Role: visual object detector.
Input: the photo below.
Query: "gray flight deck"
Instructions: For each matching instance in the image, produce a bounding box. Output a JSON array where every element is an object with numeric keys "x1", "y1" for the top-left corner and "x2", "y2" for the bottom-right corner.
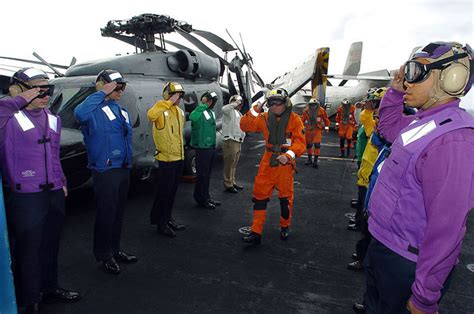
[{"x1": 43, "y1": 131, "x2": 474, "y2": 313}]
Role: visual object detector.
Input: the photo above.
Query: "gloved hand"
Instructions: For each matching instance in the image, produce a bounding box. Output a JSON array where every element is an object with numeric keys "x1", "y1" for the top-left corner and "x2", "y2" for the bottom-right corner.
[{"x1": 325, "y1": 126, "x2": 329, "y2": 133}]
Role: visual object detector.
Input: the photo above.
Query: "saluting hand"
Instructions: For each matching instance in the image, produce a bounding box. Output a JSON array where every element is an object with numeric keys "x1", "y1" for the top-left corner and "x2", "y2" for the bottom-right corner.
[
  {"x1": 392, "y1": 64, "x2": 405, "y2": 92},
  {"x1": 18, "y1": 87, "x2": 41, "y2": 102},
  {"x1": 101, "y1": 82, "x2": 117, "y2": 95},
  {"x1": 170, "y1": 93, "x2": 181, "y2": 105}
]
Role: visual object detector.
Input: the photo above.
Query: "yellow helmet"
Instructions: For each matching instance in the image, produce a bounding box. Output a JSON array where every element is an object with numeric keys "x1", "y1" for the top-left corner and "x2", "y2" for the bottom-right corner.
[
  {"x1": 372, "y1": 87, "x2": 387, "y2": 100},
  {"x1": 163, "y1": 82, "x2": 185, "y2": 100}
]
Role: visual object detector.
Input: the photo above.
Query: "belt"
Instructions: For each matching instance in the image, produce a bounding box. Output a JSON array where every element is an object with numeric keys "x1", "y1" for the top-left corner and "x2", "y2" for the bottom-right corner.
[{"x1": 265, "y1": 146, "x2": 288, "y2": 153}]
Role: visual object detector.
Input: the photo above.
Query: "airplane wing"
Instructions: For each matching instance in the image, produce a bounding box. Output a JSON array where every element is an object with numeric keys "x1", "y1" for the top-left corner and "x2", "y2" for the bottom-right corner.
[{"x1": 327, "y1": 74, "x2": 392, "y2": 81}]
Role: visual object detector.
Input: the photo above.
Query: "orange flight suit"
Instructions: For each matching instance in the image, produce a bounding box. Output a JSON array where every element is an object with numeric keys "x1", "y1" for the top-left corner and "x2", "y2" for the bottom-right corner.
[
  {"x1": 240, "y1": 105, "x2": 306, "y2": 236},
  {"x1": 301, "y1": 105, "x2": 330, "y2": 156},
  {"x1": 336, "y1": 104, "x2": 356, "y2": 156}
]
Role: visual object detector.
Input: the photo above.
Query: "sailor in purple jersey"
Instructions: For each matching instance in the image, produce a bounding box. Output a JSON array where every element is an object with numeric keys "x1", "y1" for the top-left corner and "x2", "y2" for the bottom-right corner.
[
  {"x1": 0, "y1": 68, "x2": 81, "y2": 313},
  {"x1": 364, "y1": 42, "x2": 474, "y2": 314}
]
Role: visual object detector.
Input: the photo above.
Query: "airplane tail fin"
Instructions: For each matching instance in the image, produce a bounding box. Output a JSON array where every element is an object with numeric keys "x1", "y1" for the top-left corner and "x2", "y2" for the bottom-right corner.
[
  {"x1": 311, "y1": 47, "x2": 330, "y2": 106},
  {"x1": 343, "y1": 42, "x2": 363, "y2": 76}
]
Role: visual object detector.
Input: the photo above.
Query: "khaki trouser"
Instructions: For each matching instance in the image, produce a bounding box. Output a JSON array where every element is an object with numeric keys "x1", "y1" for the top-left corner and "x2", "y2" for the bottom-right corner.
[{"x1": 222, "y1": 139, "x2": 242, "y2": 188}]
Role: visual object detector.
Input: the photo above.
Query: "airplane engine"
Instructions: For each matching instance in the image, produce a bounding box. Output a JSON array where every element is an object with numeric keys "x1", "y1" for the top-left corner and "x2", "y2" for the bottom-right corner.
[{"x1": 167, "y1": 50, "x2": 221, "y2": 80}]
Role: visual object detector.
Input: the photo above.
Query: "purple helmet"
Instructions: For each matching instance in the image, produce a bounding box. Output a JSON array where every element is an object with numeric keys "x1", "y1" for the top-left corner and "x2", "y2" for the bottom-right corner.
[
  {"x1": 411, "y1": 41, "x2": 473, "y2": 95},
  {"x1": 11, "y1": 67, "x2": 49, "y2": 85}
]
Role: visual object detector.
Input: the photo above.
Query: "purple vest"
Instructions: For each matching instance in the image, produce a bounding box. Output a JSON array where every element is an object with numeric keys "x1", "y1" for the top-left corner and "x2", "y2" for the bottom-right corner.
[
  {"x1": 368, "y1": 106, "x2": 474, "y2": 262},
  {"x1": 2, "y1": 109, "x2": 64, "y2": 193}
]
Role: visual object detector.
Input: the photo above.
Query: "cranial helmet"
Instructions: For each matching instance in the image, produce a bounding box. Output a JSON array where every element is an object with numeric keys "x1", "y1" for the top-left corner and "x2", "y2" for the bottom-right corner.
[
  {"x1": 372, "y1": 87, "x2": 387, "y2": 100},
  {"x1": 308, "y1": 98, "x2": 320, "y2": 106},
  {"x1": 162, "y1": 81, "x2": 185, "y2": 100},
  {"x1": 341, "y1": 98, "x2": 350, "y2": 105},
  {"x1": 95, "y1": 69, "x2": 126, "y2": 91},
  {"x1": 201, "y1": 91, "x2": 218, "y2": 106},
  {"x1": 9, "y1": 68, "x2": 49, "y2": 96},
  {"x1": 408, "y1": 42, "x2": 473, "y2": 96},
  {"x1": 229, "y1": 94, "x2": 243, "y2": 104},
  {"x1": 267, "y1": 88, "x2": 290, "y2": 107}
]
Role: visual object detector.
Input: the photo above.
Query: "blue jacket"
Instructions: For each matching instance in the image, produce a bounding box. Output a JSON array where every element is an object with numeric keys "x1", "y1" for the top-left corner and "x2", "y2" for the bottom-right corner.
[{"x1": 74, "y1": 91, "x2": 132, "y2": 172}]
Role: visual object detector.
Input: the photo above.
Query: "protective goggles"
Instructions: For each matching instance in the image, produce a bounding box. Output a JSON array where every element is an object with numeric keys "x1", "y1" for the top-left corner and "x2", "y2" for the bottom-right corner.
[
  {"x1": 113, "y1": 83, "x2": 126, "y2": 92},
  {"x1": 267, "y1": 98, "x2": 285, "y2": 107},
  {"x1": 404, "y1": 52, "x2": 468, "y2": 84},
  {"x1": 30, "y1": 84, "x2": 55, "y2": 98}
]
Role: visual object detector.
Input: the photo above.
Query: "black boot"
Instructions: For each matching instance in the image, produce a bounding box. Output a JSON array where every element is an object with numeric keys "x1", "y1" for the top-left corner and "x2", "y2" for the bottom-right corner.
[
  {"x1": 312, "y1": 156, "x2": 319, "y2": 168},
  {"x1": 280, "y1": 227, "x2": 290, "y2": 241},
  {"x1": 242, "y1": 232, "x2": 261, "y2": 245},
  {"x1": 305, "y1": 154, "x2": 313, "y2": 165}
]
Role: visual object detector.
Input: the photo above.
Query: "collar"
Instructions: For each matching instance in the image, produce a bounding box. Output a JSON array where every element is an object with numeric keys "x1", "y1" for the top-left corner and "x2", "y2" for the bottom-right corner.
[{"x1": 414, "y1": 99, "x2": 460, "y2": 120}]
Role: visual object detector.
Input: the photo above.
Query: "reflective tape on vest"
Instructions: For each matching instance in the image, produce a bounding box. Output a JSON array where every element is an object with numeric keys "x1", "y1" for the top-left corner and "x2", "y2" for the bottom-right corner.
[
  {"x1": 102, "y1": 106, "x2": 116, "y2": 121},
  {"x1": 14, "y1": 111, "x2": 34, "y2": 131},
  {"x1": 401, "y1": 120, "x2": 437, "y2": 146}
]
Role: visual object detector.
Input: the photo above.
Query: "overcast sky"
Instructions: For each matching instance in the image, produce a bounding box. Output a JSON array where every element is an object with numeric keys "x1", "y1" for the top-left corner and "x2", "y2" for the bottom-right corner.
[{"x1": 1, "y1": 0, "x2": 472, "y2": 108}]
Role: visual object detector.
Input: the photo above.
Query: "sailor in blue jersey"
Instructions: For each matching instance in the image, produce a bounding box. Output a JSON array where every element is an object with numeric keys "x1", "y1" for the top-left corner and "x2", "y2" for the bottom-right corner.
[{"x1": 74, "y1": 70, "x2": 137, "y2": 275}]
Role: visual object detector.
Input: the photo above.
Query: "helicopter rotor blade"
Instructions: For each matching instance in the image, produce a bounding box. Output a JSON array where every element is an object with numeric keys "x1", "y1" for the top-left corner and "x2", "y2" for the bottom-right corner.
[
  {"x1": 227, "y1": 72, "x2": 238, "y2": 96},
  {"x1": 0, "y1": 56, "x2": 69, "y2": 69},
  {"x1": 225, "y1": 29, "x2": 247, "y2": 61},
  {"x1": 192, "y1": 29, "x2": 236, "y2": 52},
  {"x1": 33, "y1": 52, "x2": 64, "y2": 77},
  {"x1": 163, "y1": 39, "x2": 193, "y2": 51},
  {"x1": 175, "y1": 27, "x2": 229, "y2": 66},
  {"x1": 246, "y1": 70, "x2": 255, "y2": 93}
]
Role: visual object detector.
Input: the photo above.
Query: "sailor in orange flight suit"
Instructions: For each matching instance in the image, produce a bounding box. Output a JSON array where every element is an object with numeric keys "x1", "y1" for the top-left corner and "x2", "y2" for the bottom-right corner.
[
  {"x1": 300, "y1": 98, "x2": 330, "y2": 168},
  {"x1": 240, "y1": 88, "x2": 306, "y2": 245},
  {"x1": 335, "y1": 98, "x2": 356, "y2": 157}
]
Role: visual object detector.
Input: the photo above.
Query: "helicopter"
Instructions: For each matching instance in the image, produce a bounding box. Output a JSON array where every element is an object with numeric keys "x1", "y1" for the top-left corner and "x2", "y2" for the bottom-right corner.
[{"x1": 0, "y1": 13, "x2": 271, "y2": 189}]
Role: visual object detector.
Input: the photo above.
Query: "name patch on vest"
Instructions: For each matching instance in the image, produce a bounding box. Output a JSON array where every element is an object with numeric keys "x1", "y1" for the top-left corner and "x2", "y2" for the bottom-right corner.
[
  {"x1": 14, "y1": 111, "x2": 34, "y2": 131},
  {"x1": 401, "y1": 120, "x2": 436, "y2": 146},
  {"x1": 21, "y1": 170, "x2": 36, "y2": 177},
  {"x1": 102, "y1": 106, "x2": 116, "y2": 121},
  {"x1": 48, "y1": 114, "x2": 58, "y2": 132}
]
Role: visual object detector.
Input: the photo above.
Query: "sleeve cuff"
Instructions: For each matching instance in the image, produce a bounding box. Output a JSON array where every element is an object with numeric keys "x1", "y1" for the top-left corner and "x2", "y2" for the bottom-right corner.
[
  {"x1": 286, "y1": 150, "x2": 296, "y2": 159},
  {"x1": 409, "y1": 295, "x2": 438, "y2": 314},
  {"x1": 250, "y1": 107, "x2": 259, "y2": 117}
]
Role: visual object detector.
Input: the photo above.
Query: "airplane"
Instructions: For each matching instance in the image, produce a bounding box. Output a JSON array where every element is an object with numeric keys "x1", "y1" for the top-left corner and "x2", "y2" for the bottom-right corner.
[{"x1": 270, "y1": 42, "x2": 393, "y2": 118}]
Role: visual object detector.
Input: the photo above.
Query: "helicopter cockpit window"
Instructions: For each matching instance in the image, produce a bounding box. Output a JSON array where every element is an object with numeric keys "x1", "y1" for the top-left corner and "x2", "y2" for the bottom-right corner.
[{"x1": 49, "y1": 86, "x2": 96, "y2": 129}]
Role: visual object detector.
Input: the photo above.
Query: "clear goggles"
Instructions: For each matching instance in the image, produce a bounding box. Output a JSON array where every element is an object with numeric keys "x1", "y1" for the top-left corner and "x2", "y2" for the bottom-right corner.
[{"x1": 404, "y1": 52, "x2": 467, "y2": 84}]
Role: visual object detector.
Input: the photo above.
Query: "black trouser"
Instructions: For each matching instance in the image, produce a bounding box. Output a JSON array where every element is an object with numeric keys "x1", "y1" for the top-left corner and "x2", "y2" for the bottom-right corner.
[
  {"x1": 6, "y1": 189, "x2": 65, "y2": 306},
  {"x1": 193, "y1": 148, "x2": 216, "y2": 205},
  {"x1": 356, "y1": 213, "x2": 371, "y2": 262},
  {"x1": 364, "y1": 238, "x2": 454, "y2": 313},
  {"x1": 92, "y1": 168, "x2": 130, "y2": 262},
  {"x1": 354, "y1": 186, "x2": 367, "y2": 228},
  {"x1": 150, "y1": 160, "x2": 184, "y2": 227}
]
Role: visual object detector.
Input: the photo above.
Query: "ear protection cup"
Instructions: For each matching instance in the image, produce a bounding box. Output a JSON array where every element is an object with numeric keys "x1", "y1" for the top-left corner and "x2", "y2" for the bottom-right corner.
[
  {"x1": 439, "y1": 63, "x2": 469, "y2": 95},
  {"x1": 95, "y1": 80, "x2": 105, "y2": 91},
  {"x1": 9, "y1": 84, "x2": 25, "y2": 97}
]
